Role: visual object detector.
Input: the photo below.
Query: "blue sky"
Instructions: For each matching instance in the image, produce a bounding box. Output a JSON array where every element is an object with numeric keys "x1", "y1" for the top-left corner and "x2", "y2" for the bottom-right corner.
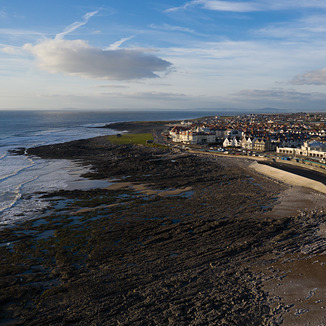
[{"x1": 2, "y1": 0, "x2": 326, "y2": 111}]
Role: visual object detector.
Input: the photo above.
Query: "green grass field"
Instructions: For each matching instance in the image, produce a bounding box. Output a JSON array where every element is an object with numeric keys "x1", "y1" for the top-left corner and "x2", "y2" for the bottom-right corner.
[{"x1": 107, "y1": 133, "x2": 154, "y2": 146}]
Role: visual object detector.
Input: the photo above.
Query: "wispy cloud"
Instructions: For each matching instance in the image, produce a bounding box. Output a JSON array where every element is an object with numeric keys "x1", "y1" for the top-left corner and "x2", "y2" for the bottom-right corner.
[
  {"x1": 199, "y1": 0, "x2": 260, "y2": 12},
  {"x1": 105, "y1": 36, "x2": 134, "y2": 50},
  {"x1": 1, "y1": 45, "x2": 23, "y2": 55},
  {"x1": 166, "y1": 0, "x2": 326, "y2": 13},
  {"x1": 233, "y1": 88, "x2": 313, "y2": 100},
  {"x1": 55, "y1": 10, "x2": 98, "y2": 40},
  {"x1": 165, "y1": 1, "x2": 202, "y2": 13},
  {"x1": 150, "y1": 24, "x2": 198, "y2": 35},
  {"x1": 96, "y1": 84, "x2": 130, "y2": 89},
  {"x1": 165, "y1": 0, "x2": 263, "y2": 13},
  {"x1": 255, "y1": 14, "x2": 326, "y2": 40},
  {"x1": 126, "y1": 91, "x2": 187, "y2": 99},
  {"x1": 231, "y1": 88, "x2": 326, "y2": 111},
  {"x1": 0, "y1": 28, "x2": 44, "y2": 36}
]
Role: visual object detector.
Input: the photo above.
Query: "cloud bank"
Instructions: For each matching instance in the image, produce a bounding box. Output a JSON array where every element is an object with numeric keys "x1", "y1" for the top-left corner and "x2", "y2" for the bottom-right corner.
[
  {"x1": 23, "y1": 39, "x2": 172, "y2": 80},
  {"x1": 291, "y1": 68, "x2": 326, "y2": 85},
  {"x1": 234, "y1": 88, "x2": 313, "y2": 100}
]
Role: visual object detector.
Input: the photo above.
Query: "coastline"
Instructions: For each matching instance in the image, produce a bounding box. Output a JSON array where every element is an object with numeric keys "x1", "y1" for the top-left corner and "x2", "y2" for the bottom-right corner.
[{"x1": 1, "y1": 121, "x2": 326, "y2": 325}]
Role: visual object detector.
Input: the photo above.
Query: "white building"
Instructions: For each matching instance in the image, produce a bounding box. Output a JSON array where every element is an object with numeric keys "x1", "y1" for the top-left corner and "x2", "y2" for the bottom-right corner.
[
  {"x1": 277, "y1": 141, "x2": 326, "y2": 159},
  {"x1": 169, "y1": 126, "x2": 216, "y2": 144},
  {"x1": 241, "y1": 136, "x2": 254, "y2": 150},
  {"x1": 223, "y1": 137, "x2": 241, "y2": 148},
  {"x1": 169, "y1": 125, "x2": 243, "y2": 145}
]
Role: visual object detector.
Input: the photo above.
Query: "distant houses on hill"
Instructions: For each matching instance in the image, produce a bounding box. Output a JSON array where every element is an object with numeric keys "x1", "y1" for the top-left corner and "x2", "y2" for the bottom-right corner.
[{"x1": 223, "y1": 136, "x2": 276, "y2": 152}]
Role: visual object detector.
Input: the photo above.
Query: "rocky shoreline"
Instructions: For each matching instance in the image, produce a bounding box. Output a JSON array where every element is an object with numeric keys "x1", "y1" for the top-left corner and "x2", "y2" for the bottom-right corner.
[{"x1": 1, "y1": 124, "x2": 326, "y2": 325}]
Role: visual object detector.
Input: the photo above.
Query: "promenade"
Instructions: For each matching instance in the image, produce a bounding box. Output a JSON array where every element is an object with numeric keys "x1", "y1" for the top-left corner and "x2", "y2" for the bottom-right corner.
[{"x1": 250, "y1": 161, "x2": 326, "y2": 194}]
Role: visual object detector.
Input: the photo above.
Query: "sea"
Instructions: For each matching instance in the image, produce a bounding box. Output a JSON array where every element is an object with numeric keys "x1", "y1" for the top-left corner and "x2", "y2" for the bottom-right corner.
[{"x1": 0, "y1": 109, "x2": 223, "y2": 227}]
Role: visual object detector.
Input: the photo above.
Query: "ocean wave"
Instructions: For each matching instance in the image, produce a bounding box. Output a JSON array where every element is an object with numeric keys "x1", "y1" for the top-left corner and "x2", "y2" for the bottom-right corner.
[
  {"x1": 0, "y1": 194, "x2": 50, "y2": 227},
  {"x1": 0, "y1": 158, "x2": 38, "y2": 183},
  {"x1": 0, "y1": 176, "x2": 38, "y2": 214},
  {"x1": 0, "y1": 152, "x2": 8, "y2": 161},
  {"x1": 0, "y1": 189, "x2": 22, "y2": 214}
]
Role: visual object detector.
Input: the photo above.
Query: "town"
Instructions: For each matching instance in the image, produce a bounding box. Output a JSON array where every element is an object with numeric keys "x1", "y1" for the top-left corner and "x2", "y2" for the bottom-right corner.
[{"x1": 167, "y1": 112, "x2": 326, "y2": 163}]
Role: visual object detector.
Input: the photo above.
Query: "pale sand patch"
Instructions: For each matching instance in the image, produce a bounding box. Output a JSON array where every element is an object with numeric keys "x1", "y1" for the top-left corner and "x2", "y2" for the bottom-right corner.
[
  {"x1": 71, "y1": 203, "x2": 119, "y2": 215},
  {"x1": 105, "y1": 182, "x2": 133, "y2": 191},
  {"x1": 132, "y1": 184, "x2": 158, "y2": 196},
  {"x1": 157, "y1": 186, "x2": 192, "y2": 197},
  {"x1": 106, "y1": 182, "x2": 192, "y2": 197},
  {"x1": 249, "y1": 161, "x2": 326, "y2": 194}
]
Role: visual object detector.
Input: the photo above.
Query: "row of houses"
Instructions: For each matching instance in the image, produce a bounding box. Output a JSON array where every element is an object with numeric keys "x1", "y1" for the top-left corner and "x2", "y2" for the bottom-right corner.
[
  {"x1": 223, "y1": 136, "x2": 276, "y2": 152},
  {"x1": 169, "y1": 126, "x2": 242, "y2": 145}
]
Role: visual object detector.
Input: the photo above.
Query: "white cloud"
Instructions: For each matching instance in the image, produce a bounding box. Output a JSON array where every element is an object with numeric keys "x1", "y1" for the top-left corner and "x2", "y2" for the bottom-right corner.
[
  {"x1": 165, "y1": 1, "x2": 201, "y2": 13},
  {"x1": 124, "y1": 91, "x2": 187, "y2": 99},
  {"x1": 0, "y1": 28, "x2": 44, "y2": 37},
  {"x1": 1, "y1": 45, "x2": 22, "y2": 54},
  {"x1": 23, "y1": 39, "x2": 172, "y2": 80},
  {"x1": 165, "y1": 0, "x2": 264, "y2": 13},
  {"x1": 150, "y1": 24, "x2": 198, "y2": 35},
  {"x1": 55, "y1": 11, "x2": 98, "y2": 40},
  {"x1": 291, "y1": 68, "x2": 326, "y2": 85},
  {"x1": 201, "y1": 0, "x2": 260, "y2": 12},
  {"x1": 95, "y1": 84, "x2": 130, "y2": 89},
  {"x1": 166, "y1": 0, "x2": 326, "y2": 13},
  {"x1": 106, "y1": 36, "x2": 134, "y2": 50},
  {"x1": 255, "y1": 14, "x2": 326, "y2": 40}
]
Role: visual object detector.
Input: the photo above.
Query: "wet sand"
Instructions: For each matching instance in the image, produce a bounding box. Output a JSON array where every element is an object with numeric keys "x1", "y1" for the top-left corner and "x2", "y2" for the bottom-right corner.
[
  {"x1": 266, "y1": 186, "x2": 326, "y2": 218},
  {"x1": 262, "y1": 253, "x2": 326, "y2": 325}
]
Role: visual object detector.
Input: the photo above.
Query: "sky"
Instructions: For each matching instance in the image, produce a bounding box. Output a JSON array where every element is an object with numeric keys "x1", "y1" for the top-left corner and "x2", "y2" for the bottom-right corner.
[{"x1": 2, "y1": 0, "x2": 326, "y2": 111}]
